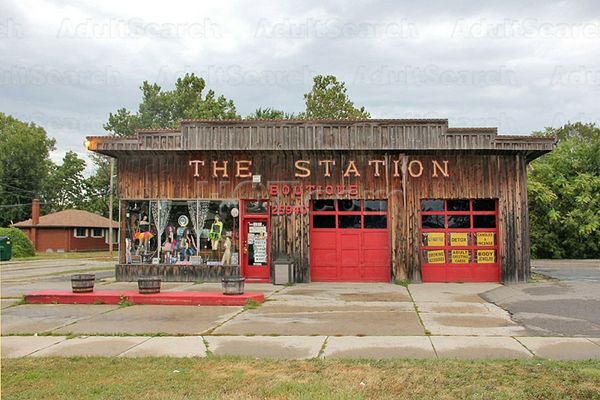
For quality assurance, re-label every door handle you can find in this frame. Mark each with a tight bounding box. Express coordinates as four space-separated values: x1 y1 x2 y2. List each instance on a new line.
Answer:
243 241 248 254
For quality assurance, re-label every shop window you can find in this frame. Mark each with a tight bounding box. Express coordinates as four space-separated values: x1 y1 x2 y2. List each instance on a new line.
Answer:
338 199 361 212
447 200 470 211
338 215 361 229
421 200 444 211
448 215 470 229
313 200 335 212
74 228 87 238
244 200 268 214
364 200 387 212
473 199 496 211
91 228 104 238
124 199 240 266
422 215 445 229
313 215 336 228
474 215 496 228
364 215 386 229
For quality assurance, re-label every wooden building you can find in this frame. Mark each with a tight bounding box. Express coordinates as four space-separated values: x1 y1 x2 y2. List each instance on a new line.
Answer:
12 199 118 252
87 119 554 283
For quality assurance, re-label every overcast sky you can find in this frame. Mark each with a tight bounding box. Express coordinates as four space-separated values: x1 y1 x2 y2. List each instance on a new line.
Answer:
1 0 599 174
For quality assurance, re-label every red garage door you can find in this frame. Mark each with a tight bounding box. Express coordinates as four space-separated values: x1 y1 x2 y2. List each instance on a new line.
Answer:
420 199 500 282
310 199 390 282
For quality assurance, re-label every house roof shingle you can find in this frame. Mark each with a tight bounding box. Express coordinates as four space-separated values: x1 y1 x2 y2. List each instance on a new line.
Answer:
11 209 118 229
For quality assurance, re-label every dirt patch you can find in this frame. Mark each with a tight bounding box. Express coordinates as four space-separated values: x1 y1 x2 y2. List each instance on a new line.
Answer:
429 305 484 313
452 294 486 303
434 315 514 328
284 289 325 296
338 292 411 302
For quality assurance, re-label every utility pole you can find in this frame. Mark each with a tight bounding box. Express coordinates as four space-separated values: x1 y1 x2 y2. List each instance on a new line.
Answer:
109 158 114 257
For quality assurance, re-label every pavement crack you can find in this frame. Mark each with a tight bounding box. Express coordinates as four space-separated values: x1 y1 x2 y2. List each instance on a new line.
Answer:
406 285 427 334
116 336 154 357
316 336 329 358
427 336 439 359
513 336 536 357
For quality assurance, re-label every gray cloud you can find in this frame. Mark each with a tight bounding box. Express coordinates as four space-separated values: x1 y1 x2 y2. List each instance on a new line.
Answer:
1 0 599 174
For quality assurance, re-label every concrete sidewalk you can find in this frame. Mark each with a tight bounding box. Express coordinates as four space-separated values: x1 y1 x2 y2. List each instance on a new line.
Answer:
2 334 600 360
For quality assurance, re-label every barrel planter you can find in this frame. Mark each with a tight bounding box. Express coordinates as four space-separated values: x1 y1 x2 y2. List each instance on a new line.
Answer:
71 274 95 293
221 276 245 295
138 276 161 294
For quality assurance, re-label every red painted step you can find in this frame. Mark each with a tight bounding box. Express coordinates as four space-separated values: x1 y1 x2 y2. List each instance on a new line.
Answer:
24 290 264 306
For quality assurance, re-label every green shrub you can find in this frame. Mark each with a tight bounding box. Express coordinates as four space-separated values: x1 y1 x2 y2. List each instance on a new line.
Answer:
0 227 35 258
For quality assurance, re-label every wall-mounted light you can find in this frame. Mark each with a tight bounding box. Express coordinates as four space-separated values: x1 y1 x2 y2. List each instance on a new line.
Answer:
84 140 91 150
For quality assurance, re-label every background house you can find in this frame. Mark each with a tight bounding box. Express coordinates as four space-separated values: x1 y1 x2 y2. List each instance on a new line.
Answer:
12 199 118 252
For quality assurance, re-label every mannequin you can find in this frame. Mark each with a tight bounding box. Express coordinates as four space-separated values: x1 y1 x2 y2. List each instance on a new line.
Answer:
136 215 154 252
221 232 232 265
162 225 175 263
208 215 223 260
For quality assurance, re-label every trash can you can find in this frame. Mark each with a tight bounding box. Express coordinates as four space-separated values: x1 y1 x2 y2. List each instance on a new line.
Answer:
274 256 294 285
0 236 12 261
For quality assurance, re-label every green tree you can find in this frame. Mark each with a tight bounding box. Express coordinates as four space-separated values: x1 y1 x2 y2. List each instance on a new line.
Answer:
104 73 239 136
300 75 370 119
0 113 56 227
247 107 295 119
42 151 88 214
90 73 240 218
528 122 600 258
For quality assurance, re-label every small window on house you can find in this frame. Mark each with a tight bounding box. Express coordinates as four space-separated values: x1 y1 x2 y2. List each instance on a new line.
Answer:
91 228 104 238
313 200 336 212
74 228 87 238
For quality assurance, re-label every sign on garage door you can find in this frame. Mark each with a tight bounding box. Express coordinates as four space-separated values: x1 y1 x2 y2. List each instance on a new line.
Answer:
420 199 500 282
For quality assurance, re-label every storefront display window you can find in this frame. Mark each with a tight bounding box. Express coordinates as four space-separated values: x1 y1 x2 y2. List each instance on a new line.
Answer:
124 199 239 266
420 198 498 268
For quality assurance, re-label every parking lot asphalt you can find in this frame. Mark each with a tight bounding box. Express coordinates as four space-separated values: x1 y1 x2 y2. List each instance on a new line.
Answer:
483 259 600 337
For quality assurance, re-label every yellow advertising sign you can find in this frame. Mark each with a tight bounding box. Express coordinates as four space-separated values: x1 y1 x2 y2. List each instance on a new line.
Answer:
476 250 496 263
425 250 446 264
476 232 495 246
425 232 445 246
451 250 470 264
450 232 469 246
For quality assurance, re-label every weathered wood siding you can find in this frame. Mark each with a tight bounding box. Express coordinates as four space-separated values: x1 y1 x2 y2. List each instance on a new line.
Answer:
118 151 530 283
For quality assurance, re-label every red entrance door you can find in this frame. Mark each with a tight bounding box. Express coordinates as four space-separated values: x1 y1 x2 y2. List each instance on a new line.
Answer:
241 217 270 282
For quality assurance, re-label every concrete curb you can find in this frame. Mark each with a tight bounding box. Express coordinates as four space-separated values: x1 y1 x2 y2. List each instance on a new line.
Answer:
2 335 600 360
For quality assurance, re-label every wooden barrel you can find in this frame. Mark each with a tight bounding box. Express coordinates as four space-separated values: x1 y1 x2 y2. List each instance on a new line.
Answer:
138 277 161 294
71 274 95 293
221 276 245 295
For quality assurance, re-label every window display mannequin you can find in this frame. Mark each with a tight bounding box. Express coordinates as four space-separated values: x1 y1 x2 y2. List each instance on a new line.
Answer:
135 215 154 252
162 225 175 263
208 215 223 260
221 232 232 265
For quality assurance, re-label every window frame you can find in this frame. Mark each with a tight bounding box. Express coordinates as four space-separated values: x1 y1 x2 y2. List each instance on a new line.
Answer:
310 199 388 230
91 228 104 238
420 198 499 267
74 228 88 238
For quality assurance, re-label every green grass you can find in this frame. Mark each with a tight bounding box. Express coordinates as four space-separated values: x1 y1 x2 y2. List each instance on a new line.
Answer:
394 279 410 287
243 299 261 311
1 357 599 399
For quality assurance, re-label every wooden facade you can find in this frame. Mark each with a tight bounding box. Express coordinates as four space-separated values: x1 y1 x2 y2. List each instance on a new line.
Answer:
88 119 554 283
